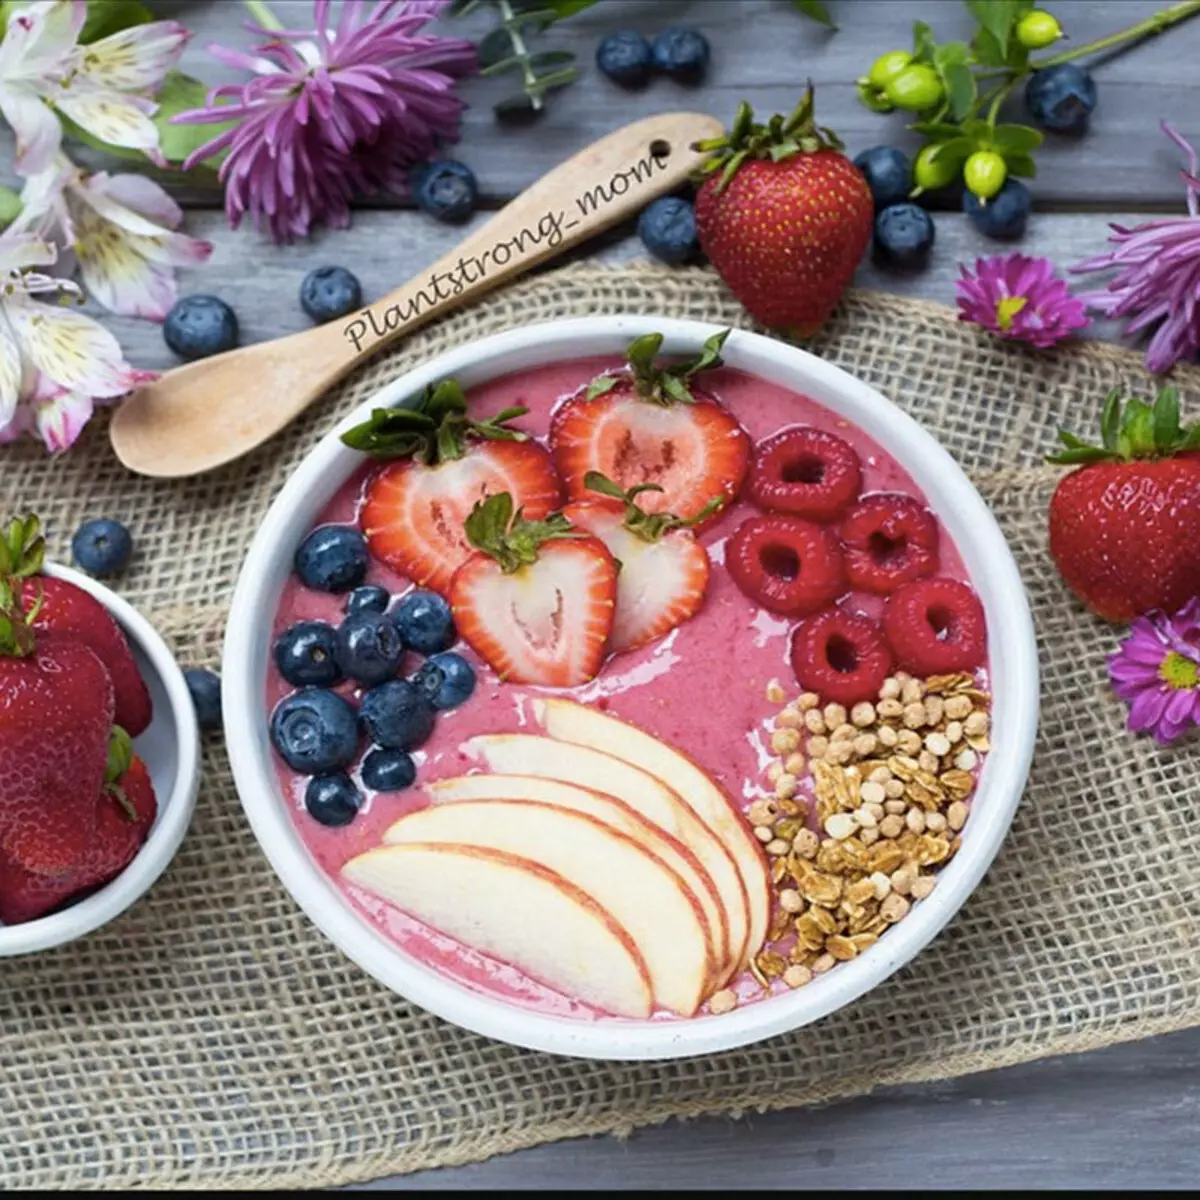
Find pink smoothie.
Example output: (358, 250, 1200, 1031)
(267, 359, 978, 1020)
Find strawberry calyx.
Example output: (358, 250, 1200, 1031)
(583, 472, 723, 542)
(1047, 385, 1200, 466)
(0, 513, 45, 659)
(341, 378, 530, 465)
(586, 329, 729, 407)
(693, 85, 844, 194)
(102, 725, 138, 822)
(463, 492, 583, 575)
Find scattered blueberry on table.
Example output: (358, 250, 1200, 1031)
(184, 667, 223, 731)
(163, 295, 239, 361)
(637, 196, 698, 265)
(413, 651, 476, 711)
(300, 266, 363, 323)
(853, 146, 913, 210)
(294, 526, 369, 593)
(596, 30, 654, 88)
(71, 518, 133, 577)
(274, 621, 343, 688)
(270, 688, 360, 773)
(358, 679, 436, 752)
(305, 773, 362, 827)
(964, 179, 1033, 240)
(334, 610, 405, 686)
(361, 747, 417, 793)
(345, 585, 390, 616)
(393, 589, 455, 655)
(651, 28, 710, 84)
(410, 160, 478, 224)
(1025, 63, 1097, 134)
(872, 203, 935, 269)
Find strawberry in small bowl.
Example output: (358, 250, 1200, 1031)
(0, 516, 199, 956)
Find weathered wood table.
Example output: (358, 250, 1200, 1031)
(15, 0, 1200, 1187)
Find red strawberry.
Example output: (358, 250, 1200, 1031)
(0, 517, 114, 877)
(694, 90, 873, 336)
(1047, 386, 1200, 622)
(551, 330, 749, 529)
(0, 741, 157, 925)
(23, 574, 152, 736)
(449, 493, 617, 687)
(344, 379, 561, 597)
(563, 473, 718, 653)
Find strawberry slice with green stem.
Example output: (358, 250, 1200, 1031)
(449, 493, 618, 687)
(564, 472, 721, 653)
(551, 329, 749, 530)
(344, 378, 561, 597)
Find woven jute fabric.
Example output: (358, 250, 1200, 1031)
(2, 263, 1198, 1189)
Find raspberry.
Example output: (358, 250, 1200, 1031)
(840, 492, 939, 594)
(726, 514, 846, 616)
(749, 426, 863, 520)
(790, 608, 894, 706)
(882, 577, 987, 674)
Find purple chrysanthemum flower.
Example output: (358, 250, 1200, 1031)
(1107, 597, 1200, 744)
(955, 253, 1090, 348)
(1072, 122, 1200, 375)
(173, 1, 476, 242)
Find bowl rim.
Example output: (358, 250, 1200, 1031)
(0, 563, 201, 957)
(223, 314, 1039, 1060)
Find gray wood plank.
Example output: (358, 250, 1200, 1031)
(2, 0, 1196, 207)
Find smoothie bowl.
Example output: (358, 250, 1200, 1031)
(224, 316, 1038, 1059)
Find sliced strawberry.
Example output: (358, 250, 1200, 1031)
(449, 494, 617, 687)
(551, 330, 749, 529)
(564, 473, 715, 653)
(344, 379, 561, 597)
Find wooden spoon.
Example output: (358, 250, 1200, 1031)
(110, 111, 724, 479)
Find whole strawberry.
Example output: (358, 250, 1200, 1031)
(1047, 386, 1200, 622)
(694, 88, 873, 335)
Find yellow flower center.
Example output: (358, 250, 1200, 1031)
(995, 295, 1028, 331)
(1159, 651, 1199, 690)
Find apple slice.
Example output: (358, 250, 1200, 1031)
(465, 733, 746, 976)
(383, 799, 715, 1016)
(532, 698, 771, 966)
(425, 773, 724, 971)
(343, 842, 653, 1019)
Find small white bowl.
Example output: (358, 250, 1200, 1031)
(0, 563, 200, 957)
(224, 316, 1039, 1060)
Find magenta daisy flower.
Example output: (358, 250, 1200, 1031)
(173, 1, 476, 242)
(955, 253, 1090, 348)
(1072, 123, 1200, 375)
(1108, 597, 1200, 744)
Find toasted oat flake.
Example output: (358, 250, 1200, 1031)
(783, 964, 812, 988)
(766, 679, 787, 704)
(826, 934, 859, 961)
(709, 988, 738, 1014)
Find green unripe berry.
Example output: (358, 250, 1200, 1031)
(1016, 10, 1063, 50)
(964, 151, 1008, 201)
(867, 50, 913, 90)
(913, 144, 961, 192)
(884, 64, 944, 112)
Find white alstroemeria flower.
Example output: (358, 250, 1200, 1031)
(17, 154, 212, 319)
(0, 1, 189, 175)
(0, 230, 153, 451)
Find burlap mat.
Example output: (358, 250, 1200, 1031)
(1, 263, 1198, 1189)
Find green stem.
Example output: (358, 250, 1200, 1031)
(244, 0, 284, 31)
(986, 78, 1017, 127)
(1036, 0, 1200, 67)
(497, 0, 542, 111)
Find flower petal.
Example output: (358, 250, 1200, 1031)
(54, 88, 160, 154)
(0, 82, 63, 174)
(0, 1, 86, 77)
(83, 170, 183, 229)
(75, 226, 179, 321)
(0, 309, 25, 427)
(75, 21, 190, 91)
(33, 386, 94, 453)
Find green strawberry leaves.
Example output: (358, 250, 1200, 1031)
(463, 492, 581, 574)
(1048, 385, 1200, 465)
(587, 329, 730, 407)
(0, 513, 44, 659)
(584, 472, 724, 542)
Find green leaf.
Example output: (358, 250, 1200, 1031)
(942, 62, 976, 121)
(529, 50, 576, 68)
(1045, 447, 1117, 466)
(538, 0, 598, 16)
(792, 0, 837, 30)
(149, 70, 232, 165)
(494, 93, 543, 122)
(1122, 399, 1157, 457)
(1153, 386, 1182, 448)
(911, 20, 936, 61)
(525, 65, 580, 95)
(909, 121, 967, 141)
(478, 27, 516, 69)
(933, 41, 969, 68)
(80, 0, 152, 44)
(971, 27, 1007, 66)
(1100, 388, 1122, 452)
(1005, 152, 1037, 178)
(991, 123, 1044, 154)
(965, 0, 1022, 59)
(0, 185, 20, 231)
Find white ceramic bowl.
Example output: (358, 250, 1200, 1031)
(0, 564, 200, 957)
(224, 316, 1039, 1060)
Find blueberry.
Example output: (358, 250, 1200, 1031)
(359, 679, 436, 751)
(71, 517, 132, 577)
(411, 160, 478, 224)
(637, 196, 698, 265)
(963, 178, 1032, 240)
(184, 668, 222, 731)
(300, 266, 363, 323)
(853, 146, 913, 210)
(305, 773, 361, 827)
(294, 525, 368, 593)
(163, 295, 238, 361)
(872, 203, 936, 269)
(1025, 63, 1096, 134)
(346, 585, 390, 615)
(361, 747, 417, 793)
(334, 611, 404, 685)
(412, 651, 477, 711)
(393, 589, 455, 655)
(274, 621, 342, 688)
(651, 28, 710, 84)
(270, 688, 359, 773)
(596, 30, 654, 88)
